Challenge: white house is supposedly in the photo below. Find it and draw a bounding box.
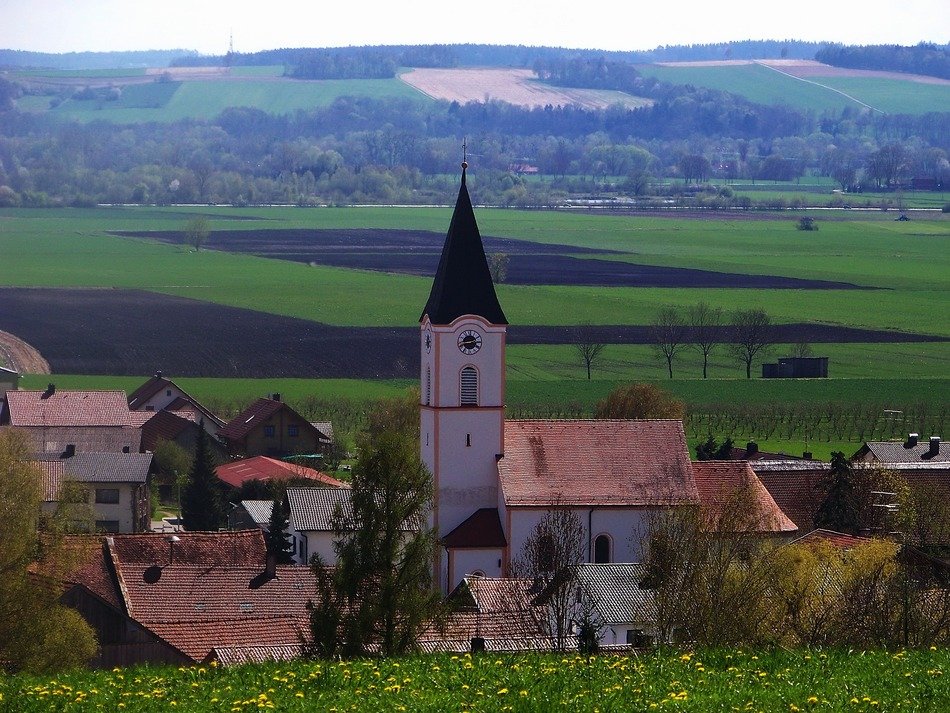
[285,487,352,565]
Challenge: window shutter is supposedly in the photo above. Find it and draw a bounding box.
[460,367,478,406]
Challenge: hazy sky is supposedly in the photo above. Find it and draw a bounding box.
[2,0,947,54]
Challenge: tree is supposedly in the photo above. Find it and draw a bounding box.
[594,383,685,420]
[307,393,441,658]
[487,252,510,283]
[0,429,98,672]
[183,215,210,251]
[814,452,862,533]
[729,308,774,378]
[686,301,722,379]
[651,305,686,379]
[512,506,585,651]
[265,496,295,565]
[573,323,606,380]
[695,435,734,461]
[679,154,711,184]
[180,423,226,531]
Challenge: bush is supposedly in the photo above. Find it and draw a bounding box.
[796,216,818,231]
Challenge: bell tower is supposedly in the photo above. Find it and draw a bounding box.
[420,163,507,589]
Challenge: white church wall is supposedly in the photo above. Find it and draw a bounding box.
[507,508,655,566]
[449,548,504,588]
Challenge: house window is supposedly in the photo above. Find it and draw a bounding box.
[425,366,431,405]
[95,488,120,504]
[594,534,612,564]
[288,424,299,438]
[166,389,172,397]
[95,520,120,533]
[460,367,478,406]
[466,434,472,447]
[264,425,275,438]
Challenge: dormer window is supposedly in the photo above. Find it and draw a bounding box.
[460,367,478,406]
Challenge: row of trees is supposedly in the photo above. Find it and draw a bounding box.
[2,70,948,207]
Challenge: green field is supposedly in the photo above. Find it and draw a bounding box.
[2,204,947,456]
[3,649,948,712]
[636,63,950,115]
[21,77,430,123]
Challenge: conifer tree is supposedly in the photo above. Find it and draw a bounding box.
[266,496,294,564]
[814,452,861,534]
[180,422,226,531]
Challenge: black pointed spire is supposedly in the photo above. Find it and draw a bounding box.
[421,165,508,325]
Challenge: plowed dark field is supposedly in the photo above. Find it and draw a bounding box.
[114,229,870,290]
[0,288,938,378]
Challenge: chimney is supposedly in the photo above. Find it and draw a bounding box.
[42,383,56,399]
[264,552,277,579]
[906,433,919,448]
[802,451,813,460]
[272,393,281,402]
[62,444,75,459]
[155,370,163,379]
[929,437,941,457]
[745,441,758,458]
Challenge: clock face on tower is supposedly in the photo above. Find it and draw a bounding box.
[457,329,482,355]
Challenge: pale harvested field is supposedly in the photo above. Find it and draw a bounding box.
[0,330,49,375]
[400,68,651,109]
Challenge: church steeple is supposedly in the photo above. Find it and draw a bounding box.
[421,165,507,325]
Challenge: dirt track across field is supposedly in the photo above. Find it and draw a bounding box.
[0,329,50,374]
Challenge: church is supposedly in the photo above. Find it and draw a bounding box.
[419,166,703,593]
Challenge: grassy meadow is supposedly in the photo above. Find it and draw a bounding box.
[635,62,950,115]
[3,648,948,712]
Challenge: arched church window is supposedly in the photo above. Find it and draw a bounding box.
[460,366,478,406]
[425,365,431,405]
[594,534,612,564]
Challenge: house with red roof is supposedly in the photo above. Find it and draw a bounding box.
[1,385,140,454]
[216,455,345,490]
[218,394,331,458]
[57,530,316,667]
[692,460,797,537]
[137,408,229,462]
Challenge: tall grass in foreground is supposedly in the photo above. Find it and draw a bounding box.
[3,648,947,711]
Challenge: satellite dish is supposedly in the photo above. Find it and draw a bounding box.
[143,565,162,584]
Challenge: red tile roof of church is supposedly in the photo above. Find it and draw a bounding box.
[498,419,698,507]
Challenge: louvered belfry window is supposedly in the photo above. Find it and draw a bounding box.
[460,366,478,406]
[425,366,432,405]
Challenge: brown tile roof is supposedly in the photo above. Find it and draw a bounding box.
[139,409,195,451]
[208,644,304,666]
[216,456,346,489]
[59,537,124,611]
[128,411,155,428]
[442,508,507,549]
[693,460,797,534]
[286,487,352,532]
[499,420,697,507]
[109,530,266,567]
[6,390,131,427]
[218,398,286,441]
[127,376,173,409]
[37,459,66,501]
[791,528,873,550]
[143,616,309,663]
[751,461,829,532]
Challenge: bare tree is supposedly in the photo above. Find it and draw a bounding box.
[573,324,606,380]
[183,216,210,251]
[729,308,774,379]
[512,505,585,651]
[487,252,509,283]
[651,306,686,379]
[686,302,722,379]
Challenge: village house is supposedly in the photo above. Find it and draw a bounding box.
[218,394,331,458]
[854,433,948,464]
[1,385,141,454]
[37,451,153,533]
[216,455,346,492]
[137,408,229,462]
[126,372,225,437]
[57,530,313,667]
